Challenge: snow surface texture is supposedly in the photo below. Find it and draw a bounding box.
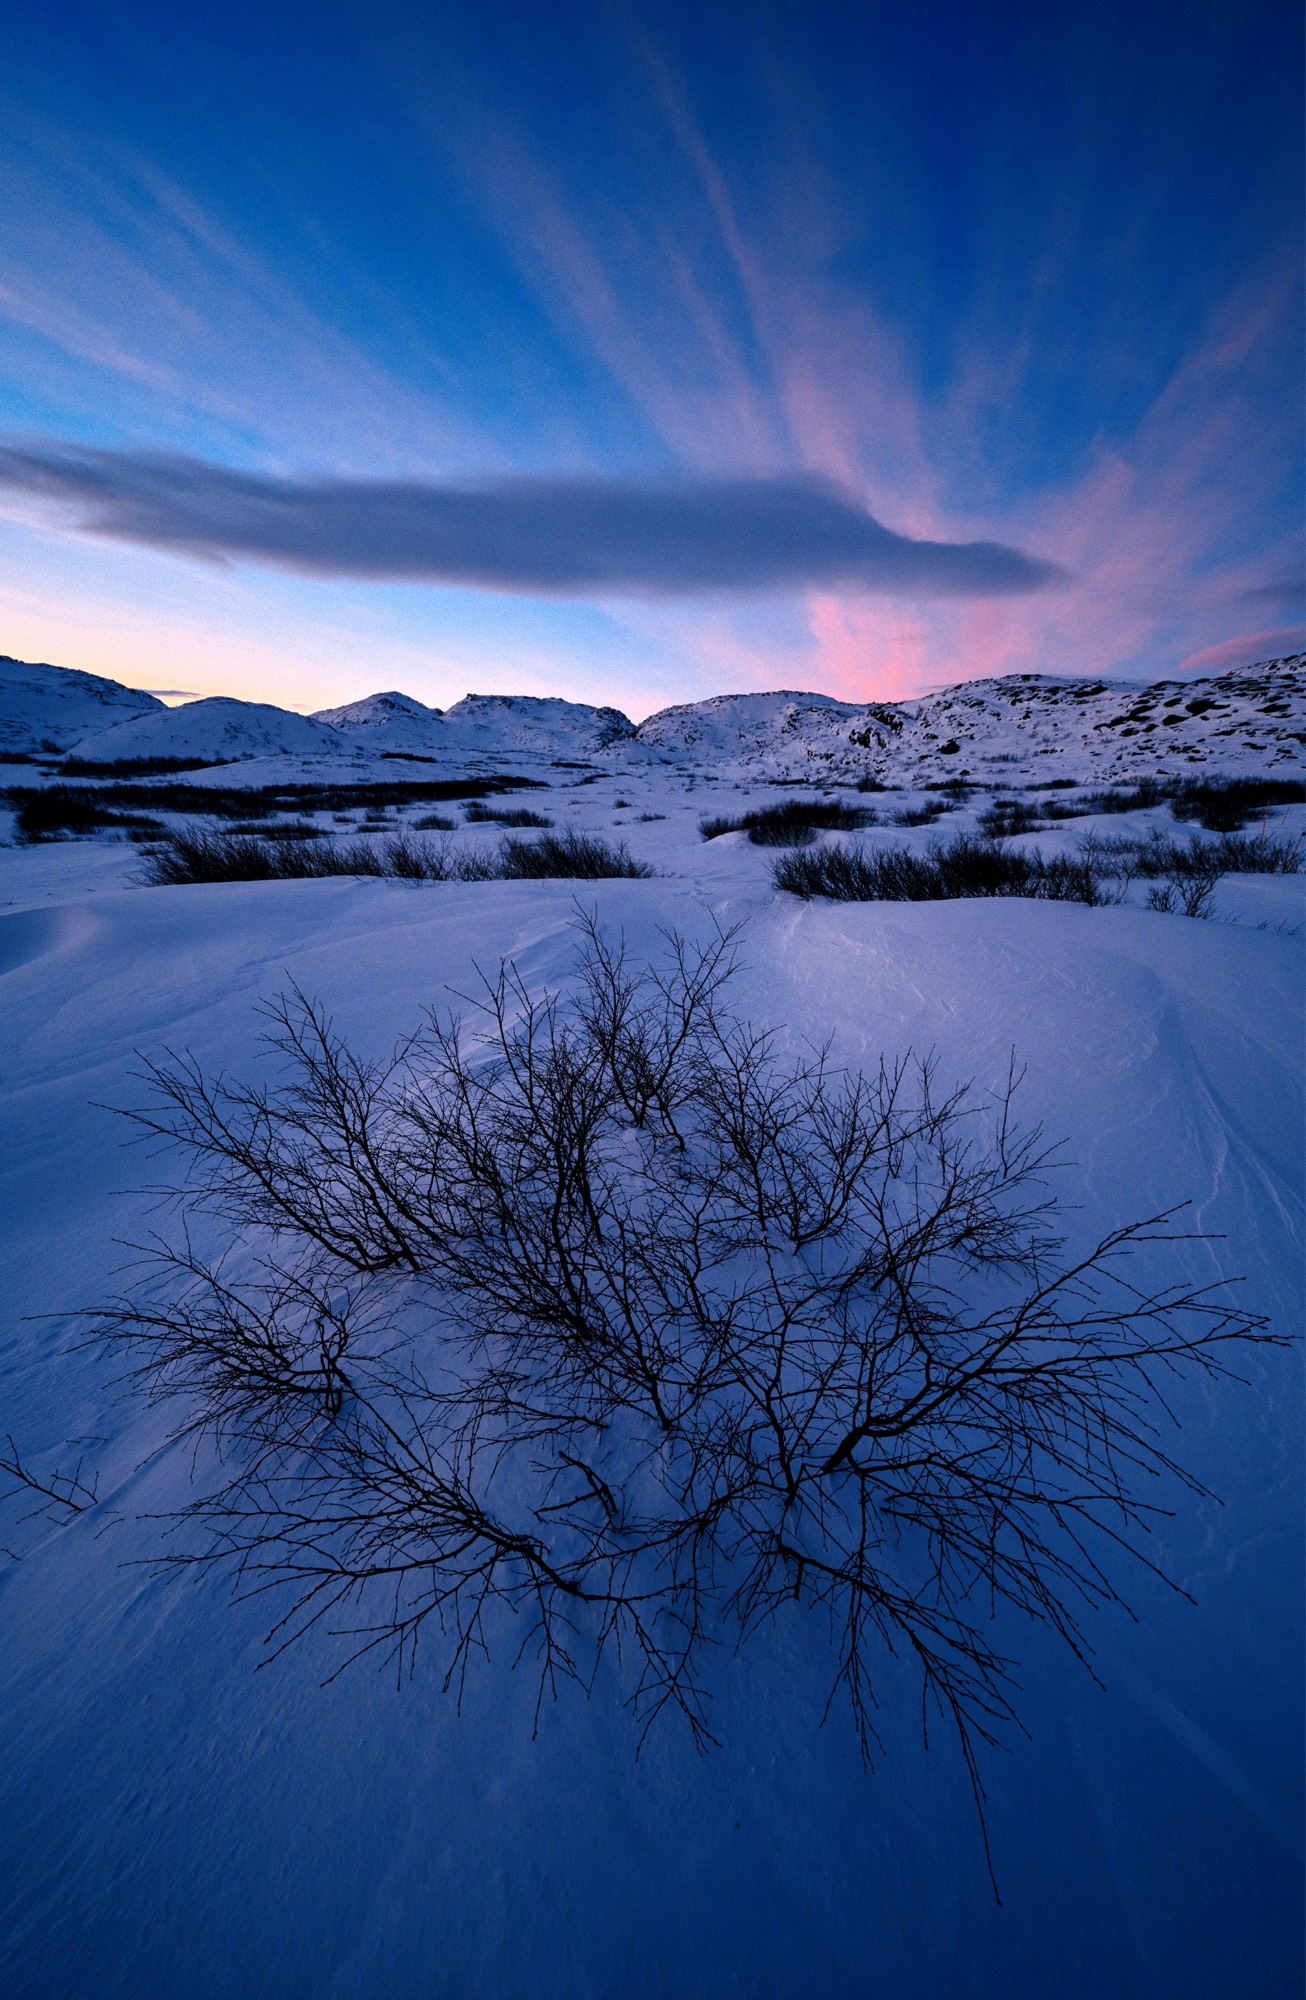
[0,653,162,756]
[0,654,1302,1998]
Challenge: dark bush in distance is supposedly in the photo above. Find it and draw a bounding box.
[1078,777,1172,817]
[1090,829,1301,878]
[227,820,327,842]
[144,829,492,884]
[978,797,1080,838]
[6,773,544,825]
[74,919,1272,1860]
[776,832,1106,905]
[1168,776,1305,832]
[497,829,652,878]
[978,799,1034,837]
[145,826,650,884]
[699,800,875,846]
[59,755,233,778]
[463,802,554,828]
[1079,775,1304,830]
[14,792,165,842]
[892,799,952,828]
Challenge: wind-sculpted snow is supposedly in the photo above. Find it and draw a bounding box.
[0,866,1300,1999]
[0,632,1302,1997]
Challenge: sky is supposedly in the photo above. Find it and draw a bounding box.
[0,0,1300,719]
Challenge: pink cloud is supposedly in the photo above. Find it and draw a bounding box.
[1177,628,1305,675]
[804,595,932,704]
[4,57,1297,716]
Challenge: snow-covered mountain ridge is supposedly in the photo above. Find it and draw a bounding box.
[0,650,1300,782]
[633,657,1305,782]
[0,654,163,757]
[73,695,347,765]
[313,689,637,761]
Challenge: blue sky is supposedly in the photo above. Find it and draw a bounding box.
[0,0,1300,716]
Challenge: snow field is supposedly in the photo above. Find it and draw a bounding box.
[0,832,1301,1996]
[0,649,1302,1994]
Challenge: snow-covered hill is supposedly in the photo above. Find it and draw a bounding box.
[3,650,1300,782]
[634,687,906,776]
[636,656,1306,784]
[312,689,445,754]
[438,692,637,760]
[904,659,1306,784]
[0,654,163,758]
[72,695,348,765]
[312,689,635,764]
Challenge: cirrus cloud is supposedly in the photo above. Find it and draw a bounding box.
[0,440,1064,601]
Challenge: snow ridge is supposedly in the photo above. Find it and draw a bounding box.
[71,696,348,765]
[0,655,164,757]
[1,651,1300,781]
[634,657,1305,783]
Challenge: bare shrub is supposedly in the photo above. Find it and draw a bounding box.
[1080,777,1172,816]
[775,833,1105,904]
[1147,868,1220,920]
[7,774,542,826]
[699,801,875,845]
[976,796,1082,837]
[85,920,1271,1851]
[1168,776,1304,832]
[141,826,645,884]
[226,820,327,841]
[496,829,652,877]
[1079,776,1304,831]
[13,791,166,842]
[892,798,953,828]
[463,803,554,828]
[976,798,1044,837]
[143,828,492,884]
[1121,829,1300,877]
[1080,827,1299,919]
[788,823,1294,917]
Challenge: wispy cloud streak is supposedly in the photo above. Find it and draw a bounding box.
[0,2,1296,709]
[0,443,1062,599]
